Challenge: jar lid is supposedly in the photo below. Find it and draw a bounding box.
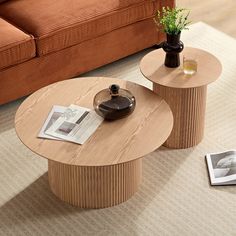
[109,84,120,96]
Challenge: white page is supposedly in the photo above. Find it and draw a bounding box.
[45,104,103,144]
[38,105,67,140]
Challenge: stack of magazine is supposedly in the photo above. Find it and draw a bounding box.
[206,150,236,185]
[38,104,103,144]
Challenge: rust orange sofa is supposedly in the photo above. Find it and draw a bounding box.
[0,0,174,105]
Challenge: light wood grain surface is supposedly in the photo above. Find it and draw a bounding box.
[48,159,142,208]
[140,47,222,88]
[140,47,222,148]
[154,84,207,148]
[15,77,173,166]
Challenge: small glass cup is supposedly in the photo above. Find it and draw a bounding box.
[183,55,198,75]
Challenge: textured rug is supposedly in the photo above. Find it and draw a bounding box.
[0,22,236,236]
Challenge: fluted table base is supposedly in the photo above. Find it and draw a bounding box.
[153,84,207,148]
[48,159,142,208]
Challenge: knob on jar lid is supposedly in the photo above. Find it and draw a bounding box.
[109,84,120,95]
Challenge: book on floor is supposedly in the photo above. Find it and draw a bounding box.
[206,150,236,185]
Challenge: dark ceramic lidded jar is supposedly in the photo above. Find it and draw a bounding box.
[93,84,136,120]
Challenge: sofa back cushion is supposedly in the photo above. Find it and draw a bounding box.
[0,0,159,56]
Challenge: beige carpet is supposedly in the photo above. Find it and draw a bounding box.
[0,22,236,236]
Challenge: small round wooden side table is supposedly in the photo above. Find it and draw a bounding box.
[140,47,222,149]
[15,77,173,208]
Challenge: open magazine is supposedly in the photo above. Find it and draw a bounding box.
[38,105,67,140]
[206,150,236,185]
[38,104,103,144]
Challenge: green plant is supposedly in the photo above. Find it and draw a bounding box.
[154,7,191,35]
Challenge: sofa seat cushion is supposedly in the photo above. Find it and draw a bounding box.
[0,0,158,56]
[0,18,35,70]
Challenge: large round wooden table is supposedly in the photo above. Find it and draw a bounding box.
[15,77,173,208]
[140,47,222,149]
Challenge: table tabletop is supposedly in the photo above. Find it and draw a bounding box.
[15,77,173,166]
[140,47,222,88]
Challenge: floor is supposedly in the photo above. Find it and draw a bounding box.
[176,0,236,38]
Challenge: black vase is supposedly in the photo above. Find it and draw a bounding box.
[162,33,184,68]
